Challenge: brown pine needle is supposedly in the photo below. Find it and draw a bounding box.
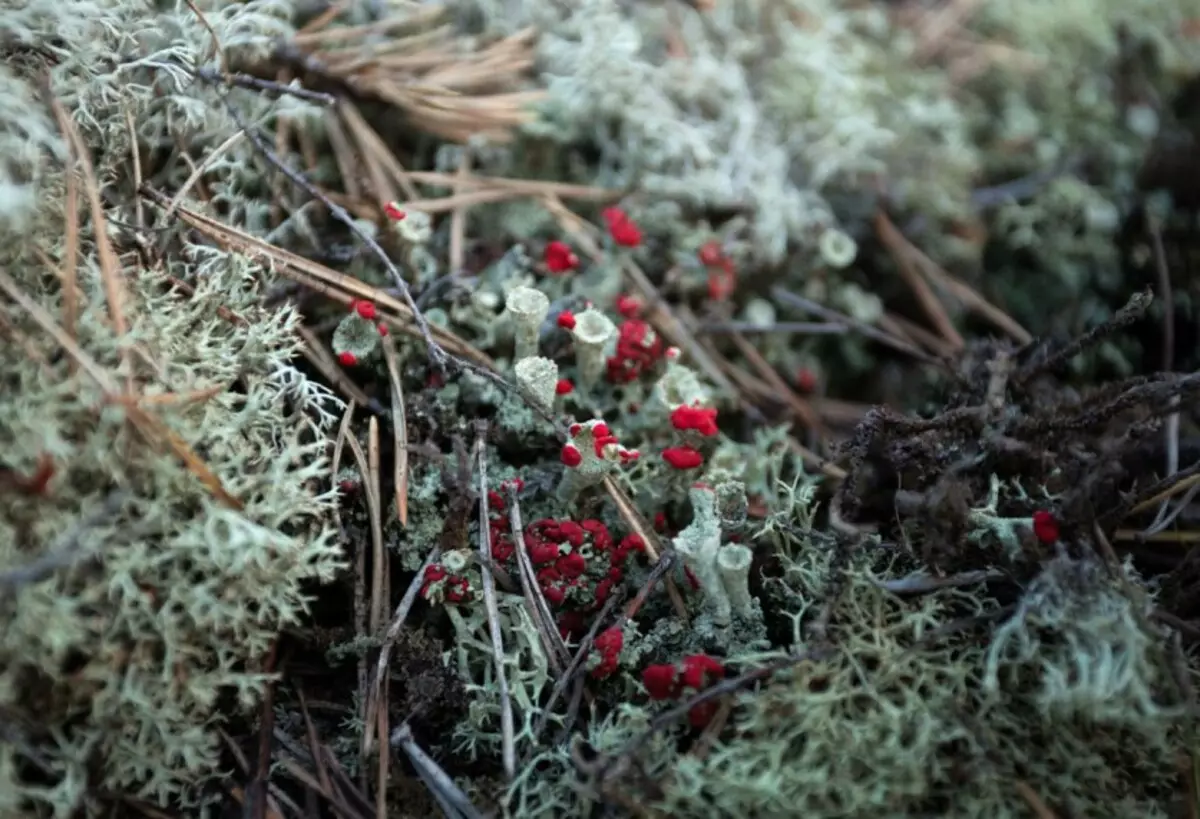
[603,476,690,622]
[1014,780,1060,819]
[141,188,493,366]
[135,384,226,407]
[379,333,410,527]
[49,93,134,382]
[875,209,965,352]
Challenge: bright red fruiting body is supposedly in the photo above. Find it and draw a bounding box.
[555,378,574,395]
[796,367,817,393]
[544,240,579,274]
[383,201,406,221]
[557,551,587,579]
[445,577,471,603]
[561,444,583,468]
[616,294,641,318]
[492,537,514,562]
[603,207,643,248]
[680,653,725,690]
[591,625,625,679]
[707,258,737,301]
[670,404,719,436]
[425,565,448,583]
[688,701,720,729]
[698,240,723,267]
[338,351,357,367]
[353,300,378,320]
[662,446,704,470]
[557,310,577,331]
[606,319,665,383]
[1032,510,1059,544]
[643,664,681,700]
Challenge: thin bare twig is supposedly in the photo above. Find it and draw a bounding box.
[391,724,486,819]
[475,422,516,780]
[364,548,440,758]
[1146,211,1179,531]
[508,489,571,671]
[771,286,941,365]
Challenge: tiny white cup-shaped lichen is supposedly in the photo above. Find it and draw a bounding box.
[818,226,857,269]
[653,350,710,411]
[506,285,550,362]
[332,313,380,361]
[742,298,776,329]
[393,208,433,245]
[571,308,617,388]
[514,356,558,413]
[716,544,754,620]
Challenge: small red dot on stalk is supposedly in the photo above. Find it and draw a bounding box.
[561,444,583,468]
[338,351,357,367]
[1032,510,1059,544]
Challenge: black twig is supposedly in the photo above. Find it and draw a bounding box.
[1014,287,1153,386]
[195,66,337,105]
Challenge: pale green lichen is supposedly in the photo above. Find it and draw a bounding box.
[331,312,381,361]
[506,285,551,362]
[570,307,617,389]
[556,418,631,501]
[514,355,559,412]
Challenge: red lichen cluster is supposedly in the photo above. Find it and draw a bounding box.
[561,421,640,468]
[603,207,642,248]
[669,404,719,437]
[641,653,726,727]
[697,239,736,301]
[544,240,579,274]
[484,492,647,639]
[592,626,625,678]
[662,446,704,470]
[420,563,472,604]
[606,318,666,384]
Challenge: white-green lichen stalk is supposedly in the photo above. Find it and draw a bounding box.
[505,285,550,362]
[556,418,638,502]
[570,308,617,388]
[653,347,711,411]
[514,356,558,413]
[716,544,755,620]
[673,485,731,627]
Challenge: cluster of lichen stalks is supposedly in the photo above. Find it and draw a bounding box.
[392,205,770,701]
